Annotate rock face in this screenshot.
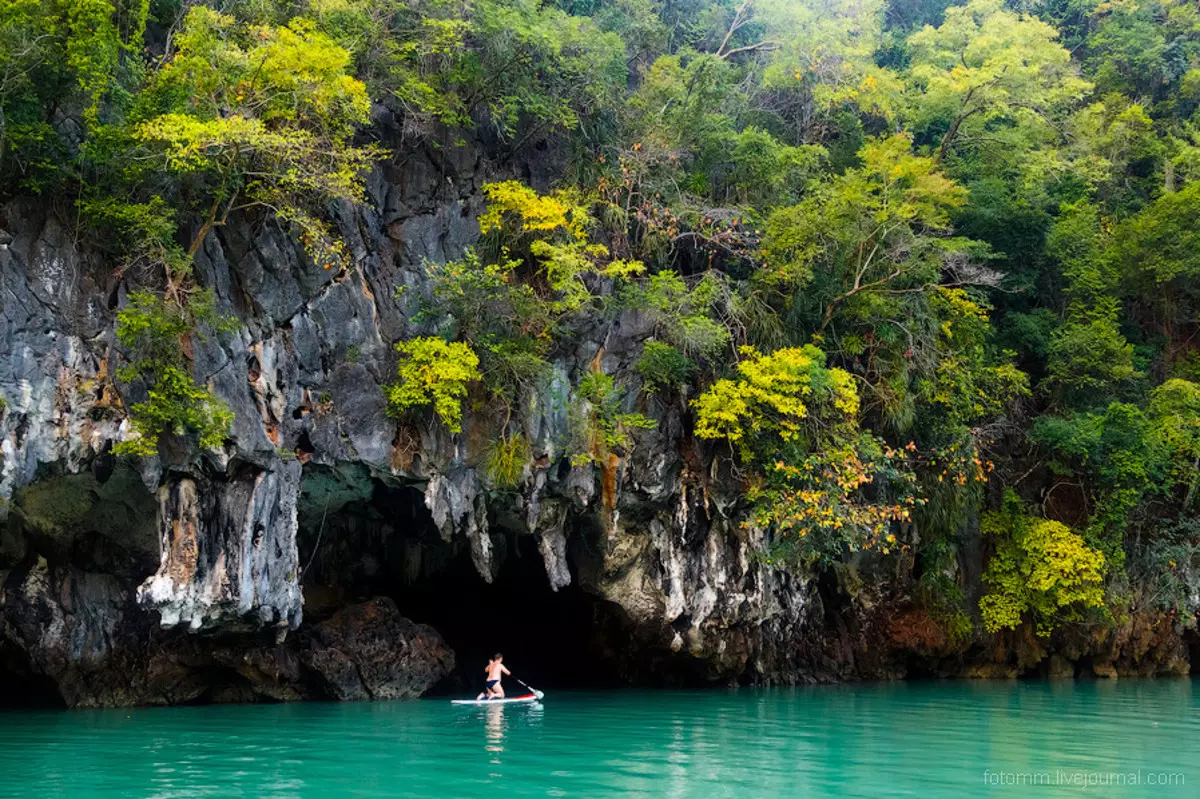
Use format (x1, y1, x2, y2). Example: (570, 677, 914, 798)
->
(0, 125, 1194, 707)
(301, 597, 455, 701)
(139, 467, 303, 633)
(0, 554, 451, 706)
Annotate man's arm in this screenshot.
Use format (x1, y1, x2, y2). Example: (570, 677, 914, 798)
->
(501, 664, 511, 675)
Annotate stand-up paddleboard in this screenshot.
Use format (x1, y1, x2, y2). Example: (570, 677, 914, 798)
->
(450, 693, 541, 706)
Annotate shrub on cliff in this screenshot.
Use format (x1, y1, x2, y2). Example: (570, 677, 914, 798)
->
(387, 337, 481, 434)
(980, 494, 1107, 636)
(114, 291, 234, 457)
(694, 345, 917, 564)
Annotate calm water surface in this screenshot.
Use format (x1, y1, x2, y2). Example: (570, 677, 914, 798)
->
(0, 680, 1196, 798)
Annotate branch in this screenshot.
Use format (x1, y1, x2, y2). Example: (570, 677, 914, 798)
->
(720, 41, 780, 60)
(715, 0, 752, 58)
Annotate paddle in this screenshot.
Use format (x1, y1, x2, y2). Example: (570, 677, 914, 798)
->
(511, 676, 545, 700)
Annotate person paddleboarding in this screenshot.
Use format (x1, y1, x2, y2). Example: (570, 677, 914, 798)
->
(476, 653, 511, 700)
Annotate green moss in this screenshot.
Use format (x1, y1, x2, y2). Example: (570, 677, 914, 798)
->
(13, 473, 98, 537)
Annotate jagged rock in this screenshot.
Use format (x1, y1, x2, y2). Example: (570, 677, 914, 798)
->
(300, 597, 454, 700)
(138, 464, 303, 632)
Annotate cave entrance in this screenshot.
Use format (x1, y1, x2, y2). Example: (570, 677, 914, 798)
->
(297, 468, 631, 693)
(0, 645, 65, 709)
(391, 536, 627, 693)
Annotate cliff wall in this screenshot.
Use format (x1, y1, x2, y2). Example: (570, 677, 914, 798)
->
(0, 128, 1193, 707)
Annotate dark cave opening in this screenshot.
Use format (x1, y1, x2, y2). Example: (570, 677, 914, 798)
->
(296, 468, 634, 694)
(392, 538, 630, 694)
(0, 646, 66, 709)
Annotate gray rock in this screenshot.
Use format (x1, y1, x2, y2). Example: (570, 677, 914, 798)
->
(300, 597, 454, 700)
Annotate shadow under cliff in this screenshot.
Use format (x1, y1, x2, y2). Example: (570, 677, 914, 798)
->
(294, 465, 705, 693)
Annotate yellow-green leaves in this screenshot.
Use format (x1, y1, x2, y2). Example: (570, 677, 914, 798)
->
(756, 0, 902, 126)
(478, 180, 645, 315)
(114, 290, 233, 457)
(763, 133, 967, 294)
(907, 0, 1090, 162)
(136, 6, 377, 271)
(693, 344, 857, 444)
(980, 497, 1107, 636)
(480, 181, 588, 240)
(155, 9, 370, 134)
(387, 337, 481, 433)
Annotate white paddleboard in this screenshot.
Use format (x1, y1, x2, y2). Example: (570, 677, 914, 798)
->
(450, 693, 541, 705)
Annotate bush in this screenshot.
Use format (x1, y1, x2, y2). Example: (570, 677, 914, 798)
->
(692, 344, 857, 446)
(387, 337, 481, 433)
(979, 494, 1107, 636)
(571, 371, 655, 466)
(114, 291, 233, 457)
(635, 341, 695, 392)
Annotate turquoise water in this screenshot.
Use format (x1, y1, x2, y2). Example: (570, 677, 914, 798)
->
(0, 680, 1197, 798)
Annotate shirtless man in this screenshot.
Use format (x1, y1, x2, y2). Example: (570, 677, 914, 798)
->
(476, 653, 511, 700)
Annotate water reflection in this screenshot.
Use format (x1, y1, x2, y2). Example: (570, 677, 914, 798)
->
(1, 682, 1196, 798)
(484, 704, 505, 762)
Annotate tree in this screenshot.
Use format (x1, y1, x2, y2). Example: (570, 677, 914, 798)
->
(1043, 202, 1138, 406)
(906, 0, 1090, 165)
(1113, 182, 1200, 357)
(309, 0, 627, 141)
(131, 7, 378, 296)
(1147, 378, 1200, 511)
(762, 133, 971, 327)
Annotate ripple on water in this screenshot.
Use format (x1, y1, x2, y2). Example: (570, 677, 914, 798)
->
(0, 681, 1197, 798)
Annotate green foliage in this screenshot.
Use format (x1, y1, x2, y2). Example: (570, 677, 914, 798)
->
(1045, 317, 1138, 404)
(1127, 518, 1200, 623)
(926, 288, 1030, 429)
(695, 343, 921, 565)
(1147, 379, 1200, 509)
(570, 371, 655, 466)
(114, 290, 234, 456)
(1113, 182, 1200, 346)
(979, 493, 1107, 637)
(387, 337, 481, 433)
(1043, 202, 1138, 406)
(424, 181, 649, 409)
(312, 0, 626, 138)
(134, 7, 378, 273)
(762, 133, 968, 298)
(635, 341, 695, 393)
(1032, 402, 1164, 567)
(906, 0, 1090, 166)
(621, 271, 731, 360)
(483, 433, 531, 489)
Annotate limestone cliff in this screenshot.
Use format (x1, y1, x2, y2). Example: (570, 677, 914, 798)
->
(0, 127, 1194, 707)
